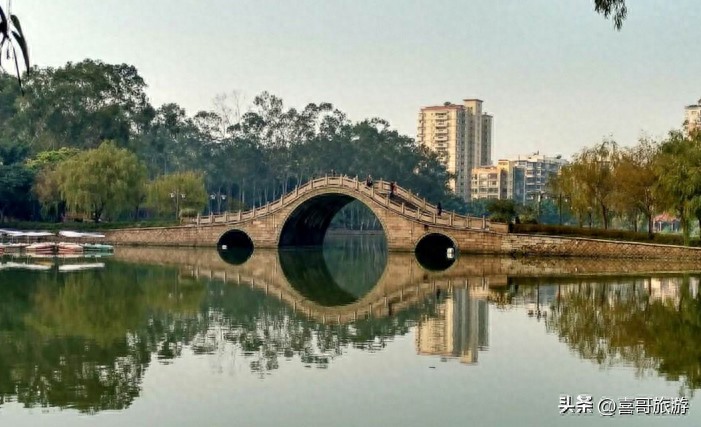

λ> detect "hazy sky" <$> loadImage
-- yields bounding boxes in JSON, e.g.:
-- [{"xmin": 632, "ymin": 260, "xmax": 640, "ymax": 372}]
[{"xmin": 11, "ymin": 0, "xmax": 701, "ymax": 159}]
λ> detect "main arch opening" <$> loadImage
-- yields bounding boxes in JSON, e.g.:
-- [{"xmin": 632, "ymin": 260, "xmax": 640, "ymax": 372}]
[
  {"xmin": 217, "ymin": 230, "xmax": 254, "ymax": 265},
  {"xmin": 279, "ymin": 194, "xmax": 385, "ymax": 247},
  {"xmin": 415, "ymin": 233, "xmax": 457, "ymax": 271}
]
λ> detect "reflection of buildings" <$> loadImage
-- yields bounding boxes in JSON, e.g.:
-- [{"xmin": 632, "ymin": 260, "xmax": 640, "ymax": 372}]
[{"xmin": 415, "ymin": 288, "xmax": 489, "ymax": 364}]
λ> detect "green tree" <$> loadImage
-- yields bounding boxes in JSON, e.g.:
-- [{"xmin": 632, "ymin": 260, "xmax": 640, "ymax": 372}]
[
  {"xmin": 0, "ymin": 163, "xmax": 34, "ymax": 221},
  {"xmin": 654, "ymin": 131, "xmax": 701, "ymax": 242},
  {"xmin": 562, "ymin": 140, "xmax": 619, "ymax": 229},
  {"xmin": 487, "ymin": 199, "xmax": 517, "ymax": 223},
  {"xmin": 12, "ymin": 59, "xmax": 153, "ymax": 153},
  {"xmin": 612, "ymin": 139, "xmax": 659, "ymax": 235},
  {"xmin": 146, "ymin": 171, "xmax": 208, "ymax": 218},
  {"xmin": 57, "ymin": 141, "xmax": 146, "ymax": 221},
  {"xmin": 24, "ymin": 148, "xmax": 80, "ymax": 221}
]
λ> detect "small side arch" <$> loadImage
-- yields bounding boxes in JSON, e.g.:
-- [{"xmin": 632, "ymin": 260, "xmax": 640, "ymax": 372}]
[
  {"xmin": 415, "ymin": 232, "xmax": 458, "ymax": 271},
  {"xmin": 218, "ymin": 229, "xmax": 254, "ymax": 265}
]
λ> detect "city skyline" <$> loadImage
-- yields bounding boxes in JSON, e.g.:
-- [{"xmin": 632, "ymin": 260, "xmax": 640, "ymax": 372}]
[{"xmin": 10, "ymin": 1, "xmax": 701, "ymax": 160}]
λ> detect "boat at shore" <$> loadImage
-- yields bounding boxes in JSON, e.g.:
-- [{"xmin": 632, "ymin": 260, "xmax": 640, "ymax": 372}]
[
  {"xmin": 26, "ymin": 242, "xmax": 56, "ymax": 255},
  {"xmin": 59, "ymin": 231, "xmax": 114, "ymax": 253},
  {"xmin": 57, "ymin": 242, "xmax": 84, "ymax": 255}
]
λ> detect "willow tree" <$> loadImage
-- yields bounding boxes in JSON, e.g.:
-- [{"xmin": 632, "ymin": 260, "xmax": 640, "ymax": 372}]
[
  {"xmin": 146, "ymin": 171, "xmax": 207, "ymax": 218},
  {"xmin": 0, "ymin": 4, "xmax": 30, "ymax": 90},
  {"xmin": 654, "ymin": 131, "xmax": 701, "ymax": 242},
  {"xmin": 58, "ymin": 141, "xmax": 146, "ymax": 221},
  {"xmin": 558, "ymin": 140, "xmax": 619, "ymax": 229},
  {"xmin": 612, "ymin": 139, "xmax": 659, "ymax": 235}
]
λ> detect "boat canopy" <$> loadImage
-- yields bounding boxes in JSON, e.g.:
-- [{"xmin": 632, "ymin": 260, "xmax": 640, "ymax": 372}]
[
  {"xmin": 58, "ymin": 231, "xmax": 106, "ymax": 239},
  {"xmin": 0, "ymin": 230, "xmax": 54, "ymax": 237}
]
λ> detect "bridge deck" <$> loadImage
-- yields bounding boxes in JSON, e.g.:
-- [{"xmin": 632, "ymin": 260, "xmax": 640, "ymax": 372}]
[{"xmin": 193, "ymin": 176, "xmax": 492, "ymax": 231}]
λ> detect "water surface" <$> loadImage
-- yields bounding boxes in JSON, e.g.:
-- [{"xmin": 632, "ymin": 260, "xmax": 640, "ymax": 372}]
[{"xmin": 1, "ymin": 238, "xmax": 701, "ymax": 426}]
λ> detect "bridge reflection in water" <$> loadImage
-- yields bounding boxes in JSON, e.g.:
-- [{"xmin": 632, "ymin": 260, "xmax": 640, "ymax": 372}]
[
  {"xmin": 4, "ymin": 242, "xmax": 701, "ymax": 414},
  {"xmin": 116, "ymin": 243, "xmax": 701, "ymax": 366}
]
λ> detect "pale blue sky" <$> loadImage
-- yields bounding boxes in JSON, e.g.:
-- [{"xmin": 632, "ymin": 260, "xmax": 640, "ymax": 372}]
[{"xmin": 11, "ymin": 0, "xmax": 701, "ymax": 159}]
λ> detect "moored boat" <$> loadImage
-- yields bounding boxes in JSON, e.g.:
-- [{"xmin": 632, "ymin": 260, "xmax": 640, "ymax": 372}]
[
  {"xmin": 58, "ymin": 231, "xmax": 114, "ymax": 252},
  {"xmin": 26, "ymin": 242, "xmax": 56, "ymax": 255},
  {"xmin": 57, "ymin": 242, "xmax": 84, "ymax": 255}
]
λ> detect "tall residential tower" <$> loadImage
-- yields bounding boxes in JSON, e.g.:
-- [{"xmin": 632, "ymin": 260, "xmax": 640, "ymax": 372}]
[{"xmin": 417, "ymin": 99, "xmax": 493, "ymax": 201}]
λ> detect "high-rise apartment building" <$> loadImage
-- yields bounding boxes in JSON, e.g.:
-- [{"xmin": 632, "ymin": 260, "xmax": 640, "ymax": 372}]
[
  {"xmin": 685, "ymin": 98, "xmax": 701, "ymax": 135},
  {"xmin": 503, "ymin": 153, "xmax": 568, "ymax": 204},
  {"xmin": 417, "ymin": 99, "xmax": 493, "ymax": 201},
  {"xmin": 470, "ymin": 165, "xmax": 507, "ymax": 200},
  {"xmin": 470, "ymin": 153, "xmax": 566, "ymax": 203}
]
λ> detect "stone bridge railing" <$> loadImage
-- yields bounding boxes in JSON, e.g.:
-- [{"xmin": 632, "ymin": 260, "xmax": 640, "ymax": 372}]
[{"xmin": 193, "ymin": 175, "xmax": 492, "ymax": 230}]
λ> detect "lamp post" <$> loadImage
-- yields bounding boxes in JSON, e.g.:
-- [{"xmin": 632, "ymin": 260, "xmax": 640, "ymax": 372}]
[
  {"xmin": 557, "ymin": 194, "xmax": 569, "ymax": 225},
  {"xmin": 536, "ymin": 191, "xmax": 544, "ymax": 223},
  {"xmin": 170, "ymin": 191, "xmax": 185, "ymax": 220},
  {"xmin": 587, "ymin": 206, "xmax": 593, "ymax": 228},
  {"xmin": 210, "ymin": 192, "xmax": 227, "ymax": 214}
]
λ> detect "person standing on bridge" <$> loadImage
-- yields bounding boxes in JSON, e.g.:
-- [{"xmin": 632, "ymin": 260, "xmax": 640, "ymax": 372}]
[
  {"xmin": 437, "ymin": 202, "xmax": 442, "ymax": 216},
  {"xmin": 389, "ymin": 181, "xmax": 396, "ymax": 198},
  {"xmin": 366, "ymin": 175, "xmax": 373, "ymax": 187}
]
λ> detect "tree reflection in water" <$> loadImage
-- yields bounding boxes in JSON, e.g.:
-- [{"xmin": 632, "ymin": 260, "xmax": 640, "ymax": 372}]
[
  {"xmin": 0, "ymin": 249, "xmax": 436, "ymax": 412},
  {"xmin": 541, "ymin": 276, "xmax": 701, "ymax": 393}
]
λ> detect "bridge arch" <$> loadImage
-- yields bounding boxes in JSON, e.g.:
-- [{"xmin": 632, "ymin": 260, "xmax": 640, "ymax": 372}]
[
  {"xmin": 217, "ymin": 229, "xmax": 254, "ymax": 265},
  {"xmin": 415, "ymin": 232, "xmax": 458, "ymax": 271},
  {"xmin": 277, "ymin": 189, "xmax": 388, "ymax": 247}
]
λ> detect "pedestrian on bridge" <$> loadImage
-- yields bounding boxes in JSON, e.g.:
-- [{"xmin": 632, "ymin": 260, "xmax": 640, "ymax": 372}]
[
  {"xmin": 389, "ymin": 181, "xmax": 396, "ymax": 198},
  {"xmin": 437, "ymin": 202, "xmax": 442, "ymax": 216},
  {"xmin": 366, "ymin": 175, "xmax": 373, "ymax": 187}
]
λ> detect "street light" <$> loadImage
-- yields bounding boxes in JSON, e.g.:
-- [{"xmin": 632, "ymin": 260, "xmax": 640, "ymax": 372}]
[
  {"xmin": 210, "ymin": 192, "xmax": 227, "ymax": 214},
  {"xmin": 557, "ymin": 194, "xmax": 569, "ymax": 225},
  {"xmin": 536, "ymin": 191, "xmax": 545, "ymax": 223},
  {"xmin": 170, "ymin": 191, "xmax": 186, "ymax": 220}
]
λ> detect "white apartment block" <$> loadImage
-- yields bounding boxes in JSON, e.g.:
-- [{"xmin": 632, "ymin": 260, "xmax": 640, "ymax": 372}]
[
  {"xmin": 470, "ymin": 153, "xmax": 567, "ymax": 203},
  {"xmin": 417, "ymin": 99, "xmax": 493, "ymax": 201},
  {"xmin": 470, "ymin": 165, "xmax": 507, "ymax": 200},
  {"xmin": 685, "ymin": 98, "xmax": 701, "ymax": 135}
]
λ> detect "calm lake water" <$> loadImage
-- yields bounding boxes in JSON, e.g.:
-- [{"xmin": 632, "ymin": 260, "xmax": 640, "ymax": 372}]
[{"xmin": 2, "ymin": 236, "xmax": 701, "ymax": 426}]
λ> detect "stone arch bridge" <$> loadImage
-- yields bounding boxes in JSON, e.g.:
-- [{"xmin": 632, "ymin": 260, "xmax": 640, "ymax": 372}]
[
  {"xmin": 178, "ymin": 176, "xmax": 506, "ymax": 252},
  {"xmin": 105, "ymin": 175, "xmax": 701, "ymax": 259}
]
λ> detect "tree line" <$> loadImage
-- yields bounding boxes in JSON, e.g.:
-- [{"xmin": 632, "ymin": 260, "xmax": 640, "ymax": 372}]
[
  {"xmin": 0, "ymin": 59, "xmax": 463, "ymax": 224},
  {"xmin": 549, "ymin": 130, "xmax": 701, "ymax": 240}
]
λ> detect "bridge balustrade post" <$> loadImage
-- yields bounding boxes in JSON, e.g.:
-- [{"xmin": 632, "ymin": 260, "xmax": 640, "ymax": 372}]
[
  {"xmin": 196, "ymin": 213, "xmax": 201, "ymax": 226},
  {"xmin": 482, "ymin": 215, "xmax": 486, "ymax": 229},
  {"xmin": 450, "ymin": 212, "xmax": 454, "ymax": 226},
  {"xmin": 401, "ymin": 203, "xmax": 405, "ymax": 215},
  {"xmin": 295, "ymin": 186, "xmax": 299, "ymax": 197},
  {"xmin": 237, "ymin": 210, "xmax": 242, "ymax": 221},
  {"xmin": 325, "ymin": 174, "xmax": 329, "ymax": 186},
  {"xmin": 423, "ymin": 198, "xmax": 427, "ymax": 210},
  {"xmin": 253, "ymin": 205, "xmax": 256, "ymax": 217},
  {"xmin": 355, "ymin": 177, "xmax": 359, "ymax": 190},
  {"xmin": 433, "ymin": 213, "xmax": 436, "ymax": 223},
  {"xmin": 224, "ymin": 211, "xmax": 228, "ymax": 222}
]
